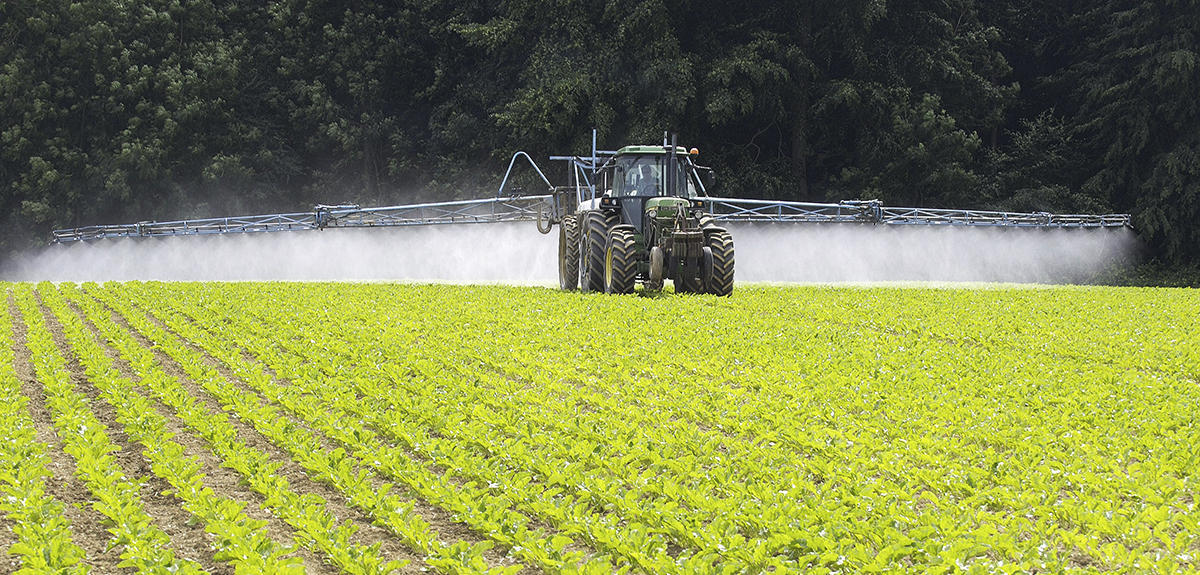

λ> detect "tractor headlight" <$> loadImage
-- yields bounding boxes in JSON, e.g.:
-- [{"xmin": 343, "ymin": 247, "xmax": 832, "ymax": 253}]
[{"xmin": 647, "ymin": 209, "xmax": 657, "ymax": 218}]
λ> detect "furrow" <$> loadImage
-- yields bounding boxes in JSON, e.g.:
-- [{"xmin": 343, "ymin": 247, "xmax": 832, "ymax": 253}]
[
  {"xmin": 59, "ymin": 285, "xmax": 457, "ymax": 574},
  {"xmin": 11, "ymin": 285, "xmax": 209, "ymax": 574},
  {"xmin": 52, "ymin": 290, "xmax": 332, "ymax": 574},
  {"xmin": 33, "ymin": 290, "xmax": 229, "ymax": 575}
]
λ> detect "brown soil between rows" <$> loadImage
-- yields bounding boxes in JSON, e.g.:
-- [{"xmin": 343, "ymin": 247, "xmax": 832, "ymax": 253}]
[
  {"xmin": 6, "ymin": 293, "xmax": 129, "ymax": 574},
  {"xmin": 54, "ymin": 293, "xmax": 339, "ymax": 575},
  {"xmin": 146, "ymin": 293, "xmax": 587, "ymax": 573},
  {"xmin": 80, "ymin": 290, "xmax": 430, "ymax": 574},
  {"xmin": 32, "ymin": 291, "xmax": 229, "ymax": 575},
  {"xmin": 137, "ymin": 293, "xmax": 546, "ymax": 570},
  {"xmin": 186, "ymin": 296, "xmax": 600, "ymax": 571},
  {"xmin": 0, "ymin": 301, "xmax": 22, "ymax": 571},
  {"xmin": 0, "ymin": 507, "xmax": 15, "ymax": 574}
]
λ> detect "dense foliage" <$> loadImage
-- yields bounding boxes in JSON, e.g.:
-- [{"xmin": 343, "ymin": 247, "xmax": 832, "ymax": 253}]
[
  {"xmin": 1, "ymin": 1, "xmax": 1197, "ymax": 264},
  {"xmin": 2, "ymin": 281, "xmax": 1198, "ymax": 572}
]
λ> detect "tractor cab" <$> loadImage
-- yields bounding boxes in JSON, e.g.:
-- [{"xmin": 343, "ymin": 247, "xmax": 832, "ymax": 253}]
[
  {"xmin": 605, "ymin": 146, "xmax": 703, "ymax": 232},
  {"xmin": 610, "ymin": 146, "xmax": 699, "ymax": 199}
]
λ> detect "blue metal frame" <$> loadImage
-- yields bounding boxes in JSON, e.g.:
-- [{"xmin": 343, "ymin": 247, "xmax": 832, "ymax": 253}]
[
  {"xmin": 50, "ymin": 195, "xmax": 1130, "ymax": 243},
  {"xmin": 699, "ymin": 197, "xmax": 1131, "ymax": 228},
  {"xmin": 51, "ymin": 195, "xmax": 554, "ymax": 243},
  {"xmin": 49, "ymin": 132, "xmax": 1132, "ymax": 243}
]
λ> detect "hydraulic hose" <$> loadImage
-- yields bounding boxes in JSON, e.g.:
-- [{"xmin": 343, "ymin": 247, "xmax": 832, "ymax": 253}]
[{"xmin": 536, "ymin": 204, "xmax": 556, "ymax": 234}]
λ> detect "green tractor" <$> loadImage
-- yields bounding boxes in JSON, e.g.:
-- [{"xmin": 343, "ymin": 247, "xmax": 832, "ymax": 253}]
[{"xmin": 556, "ymin": 141, "xmax": 734, "ymax": 296}]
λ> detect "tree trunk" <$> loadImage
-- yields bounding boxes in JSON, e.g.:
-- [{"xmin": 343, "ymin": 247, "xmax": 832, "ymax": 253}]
[
  {"xmin": 791, "ymin": 2, "xmax": 812, "ymax": 201},
  {"xmin": 791, "ymin": 97, "xmax": 810, "ymax": 201}
]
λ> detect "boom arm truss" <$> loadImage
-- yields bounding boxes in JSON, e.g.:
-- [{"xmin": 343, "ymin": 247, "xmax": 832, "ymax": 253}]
[
  {"xmin": 50, "ymin": 136, "xmax": 1130, "ymax": 243},
  {"xmin": 701, "ymin": 198, "xmax": 1132, "ymax": 228},
  {"xmin": 51, "ymin": 195, "xmax": 1130, "ymax": 243}
]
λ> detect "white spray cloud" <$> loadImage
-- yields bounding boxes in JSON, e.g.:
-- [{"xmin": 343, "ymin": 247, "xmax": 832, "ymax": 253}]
[
  {"xmin": 729, "ymin": 223, "xmax": 1139, "ymax": 284},
  {"xmin": 2, "ymin": 223, "xmax": 557, "ymax": 283},
  {"xmin": 1, "ymin": 221, "xmax": 1137, "ymax": 284}
]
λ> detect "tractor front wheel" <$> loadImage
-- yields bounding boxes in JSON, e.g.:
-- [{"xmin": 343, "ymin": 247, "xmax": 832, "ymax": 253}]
[
  {"xmin": 605, "ymin": 229, "xmax": 637, "ymax": 294},
  {"xmin": 646, "ymin": 246, "xmax": 665, "ymax": 291},
  {"xmin": 558, "ymin": 213, "xmax": 579, "ymax": 290}
]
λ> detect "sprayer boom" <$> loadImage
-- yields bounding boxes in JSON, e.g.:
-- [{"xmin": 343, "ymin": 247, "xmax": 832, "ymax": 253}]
[
  {"xmin": 50, "ymin": 195, "xmax": 1131, "ymax": 243},
  {"xmin": 702, "ymin": 198, "xmax": 1131, "ymax": 228},
  {"xmin": 50, "ymin": 130, "xmax": 1132, "ymax": 245},
  {"xmin": 51, "ymin": 195, "xmax": 554, "ymax": 243}
]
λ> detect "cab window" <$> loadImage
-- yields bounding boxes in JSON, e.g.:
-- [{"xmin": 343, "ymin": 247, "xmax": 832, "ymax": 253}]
[{"xmin": 612, "ymin": 155, "xmax": 696, "ymax": 197}]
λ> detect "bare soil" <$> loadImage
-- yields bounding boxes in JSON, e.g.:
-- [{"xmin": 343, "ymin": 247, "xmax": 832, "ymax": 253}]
[
  {"xmin": 89, "ymin": 294, "xmax": 430, "ymax": 573},
  {"xmin": 57, "ymin": 295, "xmax": 338, "ymax": 575},
  {"xmin": 33, "ymin": 292, "xmax": 228, "ymax": 574},
  {"xmin": 0, "ymin": 298, "xmax": 21, "ymax": 570},
  {"xmin": 0, "ymin": 509, "xmax": 16, "ymax": 574},
  {"xmin": 7, "ymin": 293, "xmax": 129, "ymax": 574}
]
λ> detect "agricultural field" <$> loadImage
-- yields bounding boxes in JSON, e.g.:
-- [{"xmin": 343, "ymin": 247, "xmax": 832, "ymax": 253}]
[{"xmin": 0, "ymin": 281, "xmax": 1197, "ymax": 574}]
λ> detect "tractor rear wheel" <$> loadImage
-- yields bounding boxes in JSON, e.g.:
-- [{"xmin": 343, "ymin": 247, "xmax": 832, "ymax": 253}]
[
  {"xmin": 558, "ymin": 213, "xmax": 579, "ymax": 290},
  {"xmin": 605, "ymin": 229, "xmax": 637, "ymax": 294},
  {"xmin": 704, "ymin": 229, "xmax": 735, "ymax": 296},
  {"xmin": 579, "ymin": 210, "xmax": 613, "ymax": 293}
]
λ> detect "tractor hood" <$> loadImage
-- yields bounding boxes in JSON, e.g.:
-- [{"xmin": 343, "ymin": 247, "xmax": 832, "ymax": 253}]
[{"xmin": 645, "ymin": 197, "xmax": 690, "ymax": 213}]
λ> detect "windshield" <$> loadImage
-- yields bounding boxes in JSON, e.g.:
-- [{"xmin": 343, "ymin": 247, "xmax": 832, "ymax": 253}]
[{"xmin": 612, "ymin": 155, "xmax": 696, "ymax": 198}]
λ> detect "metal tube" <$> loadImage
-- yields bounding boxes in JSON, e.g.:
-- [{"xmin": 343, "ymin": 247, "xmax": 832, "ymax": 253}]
[{"xmin": 496, "ymin": 151, "xmax": 554, "ymax": 197}]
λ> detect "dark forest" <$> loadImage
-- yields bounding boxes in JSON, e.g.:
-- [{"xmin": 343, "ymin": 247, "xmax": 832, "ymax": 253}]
[{"xmin": 2, "ymin": 1, "xmax": 1197, "ymax": 270}]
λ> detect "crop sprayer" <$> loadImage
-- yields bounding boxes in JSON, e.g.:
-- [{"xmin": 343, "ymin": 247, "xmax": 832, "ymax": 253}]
[{"xmin": 51, "ymin": 131, "xmax": 1132, "ymax": 295}]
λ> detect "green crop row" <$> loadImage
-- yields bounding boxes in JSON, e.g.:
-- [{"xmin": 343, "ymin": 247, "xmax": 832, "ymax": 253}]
[
  {"xmin": 112, "ymin": 281, "xmax": 749, "ymax": 572},
  {"xmin": 75, "ymin": 282, "xmax": 574, "ymax": 574},
  {"xmin": 34, "ymin": 283, "xmax": 306, "ymax": 574},
  {"xmin": 64, "ymin": 283, "xmax": 535, "ymax": 574},
  {"xmin": 100, "ymin": 282, "xmax": 647, "ymax": 573},
  {"xmin": 115, "ymin": 281, "xmax": 1199, "ymax": 574},
  {"xmin": 11, "ymin": 285, "xmax": 207, "ymax": 574},
  {"xmin": 56, "ymin": 283, "xmax": 418, "ymax": 575},
  {"xmin": 2, "ymin": 280, "xmax": 1196, "ymax": 574},
  {"xmin": 0, "ymin": 288, "xmax": 89, "ymax": 574}
]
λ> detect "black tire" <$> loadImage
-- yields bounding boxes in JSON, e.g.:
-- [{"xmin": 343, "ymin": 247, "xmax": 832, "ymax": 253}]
[
  {"xmin": 674, "ymin": 212, "xmax": 719, "ymax": 294},
  {"xmin": 579, "ymin": 210, "xmax": 614, "ymax": 293},
  {"xmin": 558, "ymin": 213, "xmax": 579, "ymax": 290},
  {"xmin": 646, "ymin": 246, "xmax": 664, "ymax": 292},
  {"xmin": 704, "ymin": 229, "xmax": 735, "ymax": 296},
  {"xmin": 605, "ymin": 229, "xmax": 637, "ymax": 294}
]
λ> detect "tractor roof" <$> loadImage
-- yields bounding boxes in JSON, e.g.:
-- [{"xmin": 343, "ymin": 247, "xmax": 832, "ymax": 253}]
[{"xmin": 615, "ymin": 145, "xmax": 690, "ymax": 156}]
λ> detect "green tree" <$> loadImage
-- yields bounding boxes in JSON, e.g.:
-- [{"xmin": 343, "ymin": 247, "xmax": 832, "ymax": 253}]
[
  {"xmin": 678, "ymin": 0, "xmax": 1011, "ymax": 205},
  {"xmin": 1058, "ymin": 0, "xmax": 1200, "ymax": 260}
]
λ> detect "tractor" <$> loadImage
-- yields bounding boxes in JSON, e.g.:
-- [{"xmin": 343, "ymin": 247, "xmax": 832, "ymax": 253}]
[{"xmin": 555, "ymin": 139, "xmax": 734, "ymax": 296}]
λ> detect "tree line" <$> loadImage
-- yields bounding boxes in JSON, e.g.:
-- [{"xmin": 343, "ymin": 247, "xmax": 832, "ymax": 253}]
[{"xmin": 2, "ymin": 1, "xmax": 1197, "ymax": 265}]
